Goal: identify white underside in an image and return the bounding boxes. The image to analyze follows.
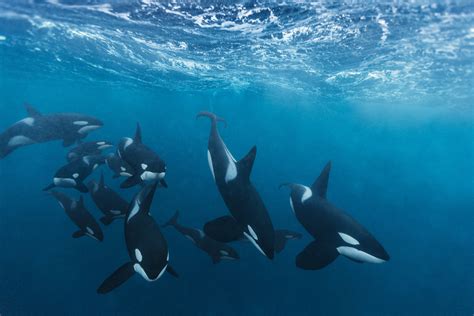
[243,232,266,257]
[133,263,167,282]
[127,199,141,222]
[336,246,385,263]
[207,150,216,181]
[301,186,313,203]
[78,125,100,134]
[53,177,76,187]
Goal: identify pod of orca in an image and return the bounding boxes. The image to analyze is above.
[0,105,390,294]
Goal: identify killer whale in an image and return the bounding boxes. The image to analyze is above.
[281,161,390,270]
[67,141,112,162]
[197,111,275,259]
[88,173,129,225]
[97,182,178,294]
[117,124,167,189]
[43,155,105,193]
[49,190,103,241]
[0,104,103,159]
[274,229,302,254]
[163,210,240,264]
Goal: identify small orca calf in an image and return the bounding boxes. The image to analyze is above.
[105,153,134,179]
[97,182,178,294]
[88,173,129,225]
[197,111,275,260]
[67,141,112,162]
[163,211,240,264]
[117,124,167,189]
[49,190,103,241]
[0,104,103,159]
[274,229,302,254]
[43,155,105,193]
[281,162,390,270]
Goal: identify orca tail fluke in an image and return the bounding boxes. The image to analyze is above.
[196,111,227,128]
[162,210,179,227]
[97,262,135,294]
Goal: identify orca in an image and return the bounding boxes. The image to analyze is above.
[204,219,301,254]
[97,182,178,294]
[67,141,112,162]
[197,111,275,259]
[49,190,103,241]
[0,104,103,159]
[117,124,167,189]
[105,153,134,179]
[88,173,129,225]
[43,155,105,193]
[281,161,390,270]
[163,211,240,264]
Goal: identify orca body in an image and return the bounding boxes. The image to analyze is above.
[0,104,103,159]
[43,155,105,193]
[197,111,275,260]
[67,141,112,162]
[49,190,103,241]
[282,162,390,270]
[105,153,134,179]
[97,182,178,294]
[274,229,302,254]
[88,173,129,225]
[163,211,240,264]
[117,124,167,189]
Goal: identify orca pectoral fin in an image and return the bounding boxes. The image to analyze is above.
[100,216,114,226]
[72,230,85,238]
[274,233,289,254]
[166,265,179,278]
[159,178,168,188]
[203,216,243,243]
[296,240,339,270]
[120,175,141,188]
[43,183,55,191]
[97,262,135,294]
[75,182,89,193]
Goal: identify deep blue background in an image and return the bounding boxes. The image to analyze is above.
[0,77,472,315]
[0,0,473,314]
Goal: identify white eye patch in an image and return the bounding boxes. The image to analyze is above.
[72,173,79,179]
[141,163,148,170]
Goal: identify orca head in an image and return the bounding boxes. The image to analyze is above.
[133,248,169,282]
[73,116,103,135]
[243,223,275,260]
[336,233,390,263]
[218,246,240,261]
[138,158,166,182]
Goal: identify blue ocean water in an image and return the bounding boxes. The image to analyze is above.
[0,0,473,314]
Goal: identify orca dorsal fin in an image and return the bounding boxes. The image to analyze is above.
[134,123,142,143]
[237,146,257,181]
[25,103,42,117]
[99,172,105,188]
[311,161,331,199]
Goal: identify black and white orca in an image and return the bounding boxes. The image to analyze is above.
[97,182,178,294]
[43,155,105,193]
[49,190,103,241]
[281,161,390,270]
[117,124,167,189]
[163,211,240,264]
[197,111,275,260]
[88,173,129,225]
[105,153,134,179]
[0,104,103,159]
[67,141,112,162]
